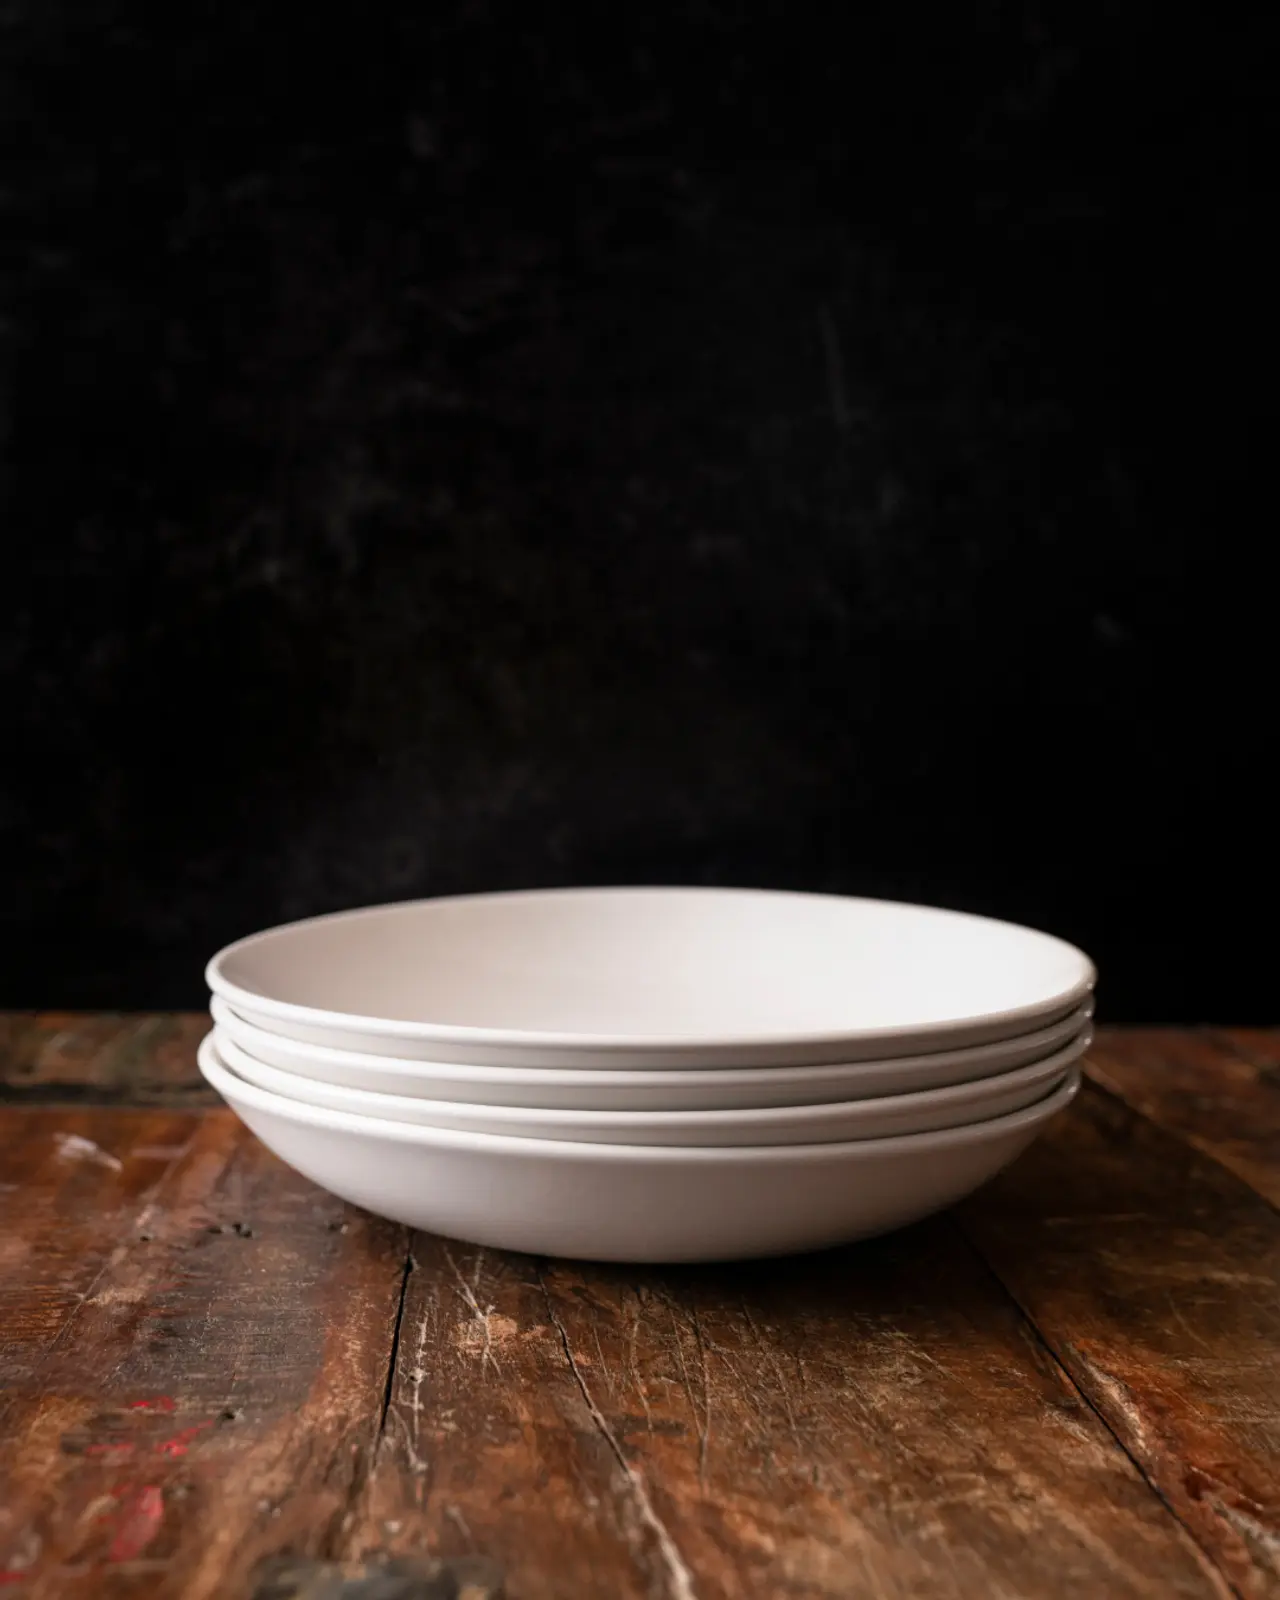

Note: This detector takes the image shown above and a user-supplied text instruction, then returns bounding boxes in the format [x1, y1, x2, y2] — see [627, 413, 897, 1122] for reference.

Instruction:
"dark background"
[1, 5, 1271, 1018]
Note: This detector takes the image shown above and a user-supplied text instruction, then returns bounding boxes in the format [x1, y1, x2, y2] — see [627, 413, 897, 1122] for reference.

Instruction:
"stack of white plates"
[201, 888, 1094, 1262]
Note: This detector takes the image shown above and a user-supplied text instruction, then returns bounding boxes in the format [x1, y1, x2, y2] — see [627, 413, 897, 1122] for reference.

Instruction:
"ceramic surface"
[208, 887, 1095, 1067]
[198, 1036, 1080, 1262]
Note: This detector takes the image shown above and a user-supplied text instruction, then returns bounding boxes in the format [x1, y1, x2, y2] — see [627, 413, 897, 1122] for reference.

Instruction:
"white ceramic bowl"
[210, 994, 1092, 1110]
[198, 1037, 1081, 1261]
[207, 887, 1095, 1067]
[211, 1027, 1087, 1145]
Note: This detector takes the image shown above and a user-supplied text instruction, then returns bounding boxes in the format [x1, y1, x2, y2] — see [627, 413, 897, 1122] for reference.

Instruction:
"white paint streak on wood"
[53, 1132, 122, 1172]
[444, 1246, 504, 1378]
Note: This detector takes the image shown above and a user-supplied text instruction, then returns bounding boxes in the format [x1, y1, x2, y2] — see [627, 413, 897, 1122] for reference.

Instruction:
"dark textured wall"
[1, 7, 1271, 1016]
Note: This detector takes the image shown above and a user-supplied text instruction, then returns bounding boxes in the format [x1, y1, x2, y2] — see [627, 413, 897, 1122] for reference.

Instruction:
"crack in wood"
[1086, 1034, 1280, 1217]
[380, 1242, 416, 1446]
[6, 1026, 1278, 1598]
[950, 1215, 1243, 1600]
[538, 1268, 700, 1600]
[319, 1228, 419, 1563]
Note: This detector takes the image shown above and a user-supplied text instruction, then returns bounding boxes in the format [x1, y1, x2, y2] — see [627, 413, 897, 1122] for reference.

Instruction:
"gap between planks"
[950, 1214, 1242, 1600]
[322, 1233, 418, 1562]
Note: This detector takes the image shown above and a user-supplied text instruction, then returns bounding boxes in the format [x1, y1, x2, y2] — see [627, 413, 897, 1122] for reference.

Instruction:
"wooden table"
[1, 1017, 1277, 1599]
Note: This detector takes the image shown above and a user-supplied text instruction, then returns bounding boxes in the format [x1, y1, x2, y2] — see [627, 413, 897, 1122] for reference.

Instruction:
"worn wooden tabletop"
[0, 1017, 1277, 1599]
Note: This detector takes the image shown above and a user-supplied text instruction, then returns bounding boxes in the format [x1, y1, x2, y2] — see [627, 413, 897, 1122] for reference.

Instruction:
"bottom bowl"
[198, 1038, 1079, 1263]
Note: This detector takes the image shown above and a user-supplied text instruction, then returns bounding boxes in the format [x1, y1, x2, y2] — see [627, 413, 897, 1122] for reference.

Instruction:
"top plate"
[207, 888, 1095, 1068]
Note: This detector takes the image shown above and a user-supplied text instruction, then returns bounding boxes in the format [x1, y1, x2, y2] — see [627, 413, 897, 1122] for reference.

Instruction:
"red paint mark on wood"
[107, 1485, 164, 1562]
[84, 1441, 135, 1459]
[0, 1574, 29, 1586]
[155, 1421, 212, 1458]
[130, 1396, 175, 1413]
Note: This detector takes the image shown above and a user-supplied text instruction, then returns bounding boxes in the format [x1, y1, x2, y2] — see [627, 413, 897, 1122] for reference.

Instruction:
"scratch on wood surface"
[1020, 1482, 1201, 1596]
[661, 1299, 712, 1487]
[1165, 1293, 1215, 1355]
[444, 1247, 504, 1379]
[687, 1305, 713, 1488]
[402, 1297, 431, 1474]
[739, 1300, 804, 1455]
[443, 1501, 475, 1551]
[540, 1272, 699, 1600]
[391, 1405, 428, 1477]
[627, 1298, 654, 1434]
[591, 1319, 613, 1397]
[1213, 1498, 1280, 1577]
[1180, 1467, 1280, 1590]
[960, 1181, 1263, 1600]
[53, 1131, 123, 1171]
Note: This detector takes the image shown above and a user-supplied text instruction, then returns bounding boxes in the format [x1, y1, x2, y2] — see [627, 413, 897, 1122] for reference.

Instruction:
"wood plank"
[959, 1081, 1280, 1600]
[1215, 1029, 1280, 1072]
[338, 1227, 1226, 1599]
[0, 1014, 212, 1107]
[0, 1107, 409, 1599]
[0, 1015, 41, 1075]
[1087, 1028, 1280, 1207]
[1, 1023, 1273, 1595]
[0, 1107, 201, 1402]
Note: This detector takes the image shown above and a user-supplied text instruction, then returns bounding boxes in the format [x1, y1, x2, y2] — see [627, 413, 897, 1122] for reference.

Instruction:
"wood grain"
[0, 1107, 201, 1403]
[0, 1108, 408, 1599]
[3, 1021, 1277, 1598]
[1087, 1029, 1280, 1207]
[1214, 1030, 1280, 1072]
[338, 1226, 1225, 1599]
[0, 1014, 212, 1107]
[0, 1015, 41, 1075]
[960, 1080, 1280, 1600]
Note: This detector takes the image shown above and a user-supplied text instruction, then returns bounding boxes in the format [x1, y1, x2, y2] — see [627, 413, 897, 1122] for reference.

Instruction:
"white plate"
[207, 887, 1095, 1067]
[198, 1037, 1081, 1262]
[211, 1027, 1087, 1145]
[210, 994, 1091, 1109]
